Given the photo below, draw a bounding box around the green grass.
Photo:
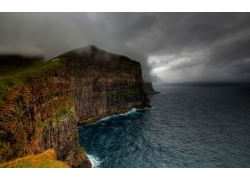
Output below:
[0,65,35,77]
[0,58,65,81]
[86,117,93,123]
[0,149,69,168]
[0,77,22,106]
[0,58,66,106]
[16,58,65,81]
[55,108,69,120]
[40,121,49,131]
[39,108,70,135]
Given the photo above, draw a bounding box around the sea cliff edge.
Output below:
[0,45,151,167]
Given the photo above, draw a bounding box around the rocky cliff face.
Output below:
[65,46,150,125]
[143,82,160,95]
[0,45,150,167]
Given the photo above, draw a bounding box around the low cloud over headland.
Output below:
[1,12,250,83]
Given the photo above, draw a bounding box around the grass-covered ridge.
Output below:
[0,149,69,168]
[0,58,65,80]
[0,58,66,106]
[0,58,65,79]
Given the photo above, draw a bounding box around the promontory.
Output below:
[0,45,152,167]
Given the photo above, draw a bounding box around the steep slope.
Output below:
[143,82,160,95]
[63,46,150,125]
[0,149,69,168]
[0,45,150,167]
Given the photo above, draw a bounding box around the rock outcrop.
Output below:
[0,45,150,167]
[143,82,160,95]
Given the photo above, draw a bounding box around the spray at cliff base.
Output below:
[87,154,101,168]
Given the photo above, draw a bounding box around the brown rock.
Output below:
[0,45,150,167]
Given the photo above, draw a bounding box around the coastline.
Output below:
[0,45,151,167]
[79,107,154,168]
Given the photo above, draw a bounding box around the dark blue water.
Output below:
[78,85,250,168]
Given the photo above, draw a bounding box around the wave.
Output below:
[100,108,136,121]
[84,107,151,126]
[145,106,156,109]
[87,154,101,168]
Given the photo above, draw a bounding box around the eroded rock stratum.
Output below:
[0,45,150,167]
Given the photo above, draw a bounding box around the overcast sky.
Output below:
[0,12,250,83]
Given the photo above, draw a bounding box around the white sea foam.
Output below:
[84,107,150,126]
[97,108,138,122]
[87,154,101,168]
[130,108,137,113]
[137,106,156,110]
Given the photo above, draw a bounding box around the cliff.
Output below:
[0,45,150,167]
[143,82,160,95]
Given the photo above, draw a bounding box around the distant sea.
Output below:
[78,84,250,168]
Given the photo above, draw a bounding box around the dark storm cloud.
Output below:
[0,12,250,82]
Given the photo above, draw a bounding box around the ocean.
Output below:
[78,84,250,168]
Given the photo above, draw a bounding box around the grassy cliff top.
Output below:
[0,58,64,107]
[0,45,139,80]
[0,45,141,106]
[0,58,63,78]
[0,149,69,168]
